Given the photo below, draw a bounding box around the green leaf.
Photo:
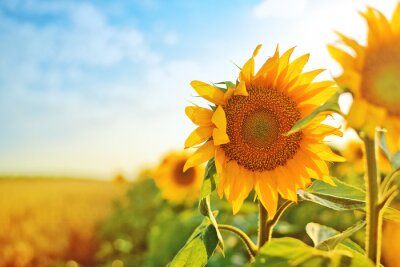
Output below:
[252,237,374,267]
[298,178,365,211]
[199,197,224,251]
[299,178,400,223]
[306,221,365,253]
[214,81,235,89]
[169,218,219,267]
[201,158,219,198]
[285,92,341,136]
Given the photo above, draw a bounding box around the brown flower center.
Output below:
[362,44,400,116]
[221,85,302,172]
[174,160,196,185]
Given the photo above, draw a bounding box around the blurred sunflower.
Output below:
[382,212,400,267]
[154,151,203,204]
[337,139,391,175]
[328,4,400,152]
[184,44,344,216]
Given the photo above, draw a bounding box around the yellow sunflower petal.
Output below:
[278,46,295,73]
[297,87,337,106]
[334,31,364,58]
[275,167,297,202]
[297,69,325,86]
[240,44,262,83]
[255,44,279,79]
[184,141,215,171]
[261,46,281,85]
[305,124,343,138]
[347,99,369,131]
[255,173,278,217]
[223,87,235,102]
[190,80,225,105]
[213,128,230,145]
[327,45,356,70]
[215,147,226,174]
[286,53,310,80]
[211,105,227,131]
[229,163,255,214]
[335,71,361,95]
[391,3,400,34]
[235,81,249,96]
[184,126,213,148]
[185,106,213,126]
[304,143,346,162]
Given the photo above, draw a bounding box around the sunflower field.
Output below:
[2,1,400,267]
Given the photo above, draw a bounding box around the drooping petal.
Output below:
[303,143,346,163]
[185,106,213,126]
[184,126,213,148]
[184,141,215,171]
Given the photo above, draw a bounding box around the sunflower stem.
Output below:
[363,134,382,265]
[218,224,257,258]
[258,201,269,248]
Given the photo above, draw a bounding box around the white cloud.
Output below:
[253,0,309,19]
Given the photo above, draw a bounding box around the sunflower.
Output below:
[154,151,203,204]
[328,4,400,152]
[184,45,345,216]
[336,139,391,175]
[382,212,400,267]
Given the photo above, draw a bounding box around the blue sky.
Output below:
[0,0,398,178]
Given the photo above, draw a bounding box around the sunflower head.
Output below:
[328,4,400,152]
[184,44,344,215]
[154,151,203,204]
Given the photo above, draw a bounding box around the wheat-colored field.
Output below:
[0,178,129,267]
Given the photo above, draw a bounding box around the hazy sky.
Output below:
[0,0,398,179]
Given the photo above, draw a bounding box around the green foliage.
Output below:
[97,178,202,267]
[146,209,203,267]
[96,178,161,266]
[199,197,224,250]
[299,177,400,223]
[201,158,219,198]
[169,218,219,267]
[298,178,365,211]
[252,237,374,267]
[306,222,365,253]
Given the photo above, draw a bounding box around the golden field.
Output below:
[0,178,129,267]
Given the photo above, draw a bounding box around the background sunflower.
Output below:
[328,4,400,152]
[154,151,203,204]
